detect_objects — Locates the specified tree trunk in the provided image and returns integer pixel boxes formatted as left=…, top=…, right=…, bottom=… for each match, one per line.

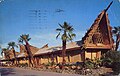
left=62, top=40, right=66, bottom=68
left=25, top=41, right=36, bottom=67
left=12, top=48, right=18, bottom=66
left=51, top=54, right=54, bottom=63
left=24, top=44, right=33, bottom=67
left=115, top=34, right=120, bottom=51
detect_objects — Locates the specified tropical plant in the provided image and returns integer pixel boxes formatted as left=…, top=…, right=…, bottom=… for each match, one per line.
left=84, top=58, right=94, bottom=69
left=18, top=34, right=34, bottom=67
left=56, top=22, right=76, bottom=67
left=103, top=51, right=120, bottom=62
left=101, top=51, right=120, bottom=68
left=93, top=58, right=102, bottom=68
left=1, top=48, right=10, bottom=59
left=8, top=41, right=18, bottom=65
left=111, top=62, right=120, bottom=75
left=112, top=26, right=120, bottom=51
left=101, top=51, right=120, bottom=75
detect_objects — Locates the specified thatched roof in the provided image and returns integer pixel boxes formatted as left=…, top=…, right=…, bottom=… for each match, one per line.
left=2, top=49, right=20, bottom=60
left=29, top=45, right=40, bottom=54
left=17, top=44, right=48, bottom=58
left=34, top=46, right=61, bottom=56
left=19, top=44, right=40, bottom=55
left=66, top=41, right=82, bottom=49
left=19, top=44, right=26, bottom=53
left=34, top=41, right=82, bottom=56
left=17, top=53, right=26, bottom=58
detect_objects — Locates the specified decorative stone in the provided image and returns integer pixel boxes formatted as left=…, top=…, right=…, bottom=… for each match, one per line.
left=71, top=65, right=76, bottom=69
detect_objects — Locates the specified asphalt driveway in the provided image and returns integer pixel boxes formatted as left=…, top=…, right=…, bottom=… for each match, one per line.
left=0, top=67, right=81, bottom=76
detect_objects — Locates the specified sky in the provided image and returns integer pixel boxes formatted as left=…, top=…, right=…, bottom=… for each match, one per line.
left=0, top=0, right=120, bottom=53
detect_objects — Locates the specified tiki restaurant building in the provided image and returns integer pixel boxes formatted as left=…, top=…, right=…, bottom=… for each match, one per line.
left=1, top=4, right=114, bottom=66
left=17, top=6, right=114, bottom=65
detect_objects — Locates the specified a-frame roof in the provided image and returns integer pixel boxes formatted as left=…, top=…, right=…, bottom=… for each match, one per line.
left=18, top=44, right=48, bottom=58
left=82, top=2, right=114, bottom=49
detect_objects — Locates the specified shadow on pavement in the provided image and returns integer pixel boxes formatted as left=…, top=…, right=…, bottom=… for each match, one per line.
left=0, top=67, right=15, bottom=76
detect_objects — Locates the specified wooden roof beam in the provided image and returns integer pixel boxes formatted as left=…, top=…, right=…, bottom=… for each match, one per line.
left=105, top=1, right=113, bottom=12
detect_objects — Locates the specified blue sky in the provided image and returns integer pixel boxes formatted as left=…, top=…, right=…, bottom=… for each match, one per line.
left=0, top=0, right=120, bottom=52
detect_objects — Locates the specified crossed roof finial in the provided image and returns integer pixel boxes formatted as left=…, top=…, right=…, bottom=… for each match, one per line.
left=105, top=1, right=113, bottom=12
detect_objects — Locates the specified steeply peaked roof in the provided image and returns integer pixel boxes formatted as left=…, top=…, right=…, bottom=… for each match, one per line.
left=18, top=44, right=48, bottom=58
left=7, top=49, right=20, bottom=59
left=82, top=2, right=114, bottom=49
left=19, top=44, right=39, bottom=55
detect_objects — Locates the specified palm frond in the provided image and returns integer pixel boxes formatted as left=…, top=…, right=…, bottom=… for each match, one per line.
left=26, top=34, right=29, bottom=39
left=112, top=30, right=117, bottom=34
left=63, top=22, right=69, bottom=29
left=71, top=33, right=76, bottom=38
left=27, top=38, right=31, bottom=41
left=18, top=38, right=23, bottom=43
left=19, top=34, right=31, bottom=42
left=68, top=33, right=76, bottom=42
left=1, top=48, right=8, bottom=56
left=58, top=23, right=63, bottom=28
left=8, top=41, right=18, bottom=49
left=56, top=22, right=75, bottom=42
left=67, top=26, right=73, bottom=31
left=113, top=26, right=120, bottom=35
left=1, top=51, right=3, bottom=56
left=61, top=33, right=68, bottom=41
left=114, top=27, right=118, bottom=31
left=68, top=33, right=72, bottom=39
left=56, top=32, right=60, bottom=39
left=15, top=45, right=18, bottom=48
left=56, top=28, right=62, bottom=31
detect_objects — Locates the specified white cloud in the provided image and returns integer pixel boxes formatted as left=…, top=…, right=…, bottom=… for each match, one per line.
left=1, top=43, right=8, bottom=48
left=29, top=31, right=85, bottom=48
left=0, top=0, right=4, bottom=3
left=29, top=32, right=61, bottom=47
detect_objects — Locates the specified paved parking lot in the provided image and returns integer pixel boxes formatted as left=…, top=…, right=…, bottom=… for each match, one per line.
left=0, top=67, right=81, bottom=76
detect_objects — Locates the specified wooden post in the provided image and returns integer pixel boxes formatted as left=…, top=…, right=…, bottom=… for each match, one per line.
left=68, top=55, right=70, bottom=62
left=56, top=56, right=58, bottom=63
left=91, top=52, right=92, bottom=60
left=39, top=57, right=41, bottom=65
left=96, top=51, right=98, bottom=59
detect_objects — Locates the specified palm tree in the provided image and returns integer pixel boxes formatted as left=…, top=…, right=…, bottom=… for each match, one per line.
left=1, top=48, right=10, bottom=60
left=18, top=34, right=34, bottom=67
left=56, top=22, right=76, bottom=66
left=8, top=42, right=18, bottom=65
left=112, top=26, right=120, bottom=51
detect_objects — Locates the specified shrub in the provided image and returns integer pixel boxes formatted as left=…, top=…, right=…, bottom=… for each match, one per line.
left=93, top=58, right=102, bottom=68
left=18, top=63, right=28, bottom=67
left=101, top=51, right=120, bottom=75
left=84, top=58, right=94, bottom=69
left=105, top=51, right=120, bottom=62
left=75, top=62, right=84, bottom=66
left=101, top=51, right=120, bottom=67
left=111, top=62, right=120, bottom=75
left=45, top=62, right=56, bottom=66
left=101, top=57, right=113, bottom=67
